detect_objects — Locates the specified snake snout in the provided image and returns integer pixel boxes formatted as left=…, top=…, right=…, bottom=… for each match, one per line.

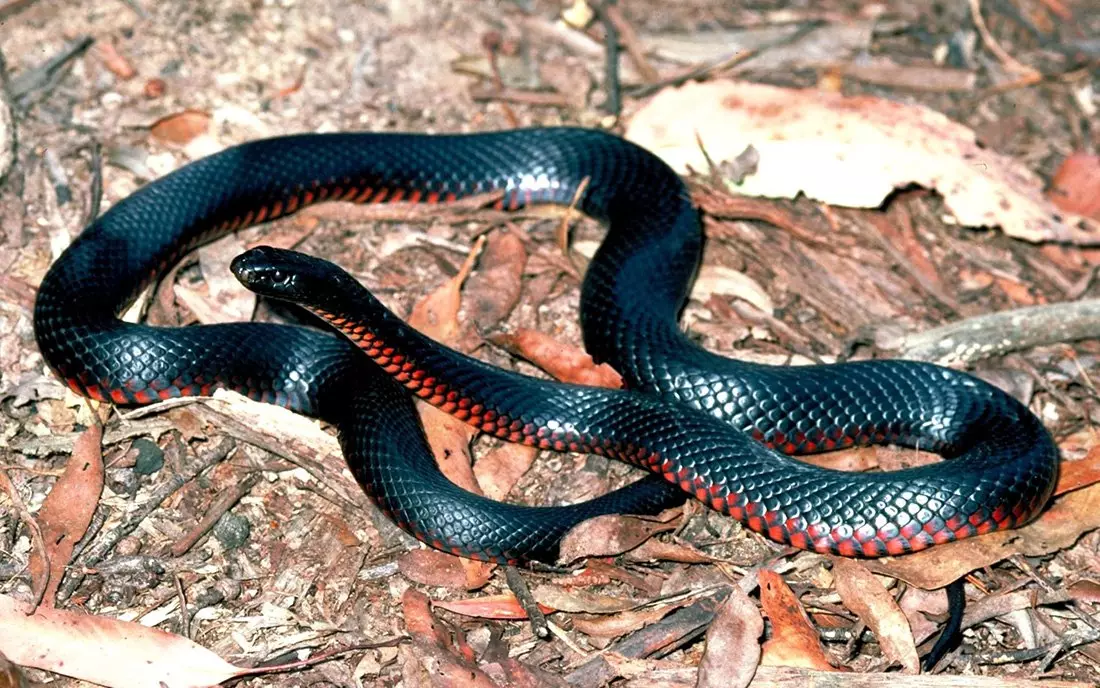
left=232, top=246, right=362, bottom=312
left=231, top=246, right=313, bottom=300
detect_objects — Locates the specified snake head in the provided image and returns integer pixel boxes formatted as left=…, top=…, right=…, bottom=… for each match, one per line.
left=232, top=246, right=364, bottom=313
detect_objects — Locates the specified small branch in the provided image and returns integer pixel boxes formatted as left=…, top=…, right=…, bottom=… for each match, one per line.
left=968, top=0, right=1041, bottom=79
left=601, top=4, right=658, bottom=83
left=969, top=627, right=1100, bottom=666
left=589, top=1, right=622, bottom=117
left=504, top=566, right=549, bottom=639
left=9, top=35, right=94, bottom=108
left=469, top=86, right=575, bottom=109
left=170, top=472, right=259, bottom=556
left=884, top=299, right=1100, bottom=365
left=627, top=21, right=824, bottom=99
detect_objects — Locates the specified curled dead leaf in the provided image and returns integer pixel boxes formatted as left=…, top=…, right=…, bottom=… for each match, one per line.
left=530, top=584, right=639, bottom=614
left=558, top=512, right=679, bottom=563
left=832, top=559, right=919, bottom=673
left=571, top=606, right=674, bottom=639
left=758, top=570, right=838, bottom=672
left=690, top=264, right=774, bottom=314
left=489, top=329, right=623, bottom=388
left=623, top=536, right=714, bottom=564
left=697, top=585, right=764, bottom=688
left=462, top=230, right=527, bottom=330
left=149, top=109, right=211, bottom=147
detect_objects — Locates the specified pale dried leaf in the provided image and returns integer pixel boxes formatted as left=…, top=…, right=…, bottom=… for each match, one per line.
left=833, top=559, right=919, bottom=673
left=697, top=586, right=764, bottom=688
left=558, top=513, right=678, bottom=563
left=626, top=80, right=1099, bottom=244
left=530, top=584, right=639, bottom=614
left=0, top=595, right=241, bottom=688
left=690, top=264, right=774, bottom=314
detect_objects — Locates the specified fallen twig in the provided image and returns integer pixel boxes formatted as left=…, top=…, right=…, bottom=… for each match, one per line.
left=170, top=472, right=260, bottom=556
left=503, top=567, right=550, bottom=641
left=9, top=35, right=94, bottom=108
left=883, top=299, right=1100, bottom=365
left=590, top=1, right=622, bottom=117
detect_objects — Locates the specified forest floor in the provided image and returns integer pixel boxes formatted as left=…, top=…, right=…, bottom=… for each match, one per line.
left=1, top=0, right=1100, bottom=686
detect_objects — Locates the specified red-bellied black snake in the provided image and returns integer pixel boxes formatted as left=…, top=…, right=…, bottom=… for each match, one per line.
left=34, top=128, right=1058, bottom=568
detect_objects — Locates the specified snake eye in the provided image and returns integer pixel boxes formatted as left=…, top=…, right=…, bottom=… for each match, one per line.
left=272, top=269, right=285, bottom=283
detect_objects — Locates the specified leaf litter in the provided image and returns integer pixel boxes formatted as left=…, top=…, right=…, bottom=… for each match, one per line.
left=2, top=1, right=1100, bottom=686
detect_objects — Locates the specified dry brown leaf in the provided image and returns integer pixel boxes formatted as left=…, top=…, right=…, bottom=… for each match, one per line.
left=1068, top=579, right=1100, bottom=605
left=1055, top=444, right=1100, bottom=497
left=832, top=559, right=919, bottom=673
left=402, top=588, right=451, bottom=647
left=433, top=593, right=553, bottom=620
left=530, top=584, right=639, bottom=614
left=1049, top=152, right=1100, bottom=220
left=558, top=512, right=679, bottom=563
left=626, top=79, right=1099, bottom=244
left=690, top=264, right=774, bottom=314
left=571, top=606, right=673, bottom=639
left=623, top=536, right=714, bottom=564
left=697, top=585, right=764, bottom=688
left=397, top=549, right=493, bottom=591
left=0, top=594, right=242, bottom=688
left=472, top=443, right=537, bottom=501
left=489, top=329, right=623, bottom=389
left=28, top=425, right=104, bottom=607
left=149, top=109, right=212, bottom=146
left=897, top=586, right=948, bottom=646
left=402, top=589, right=497, bottom=688
left=462, top=230, right=527, bottom=330
left=758, top=570, right=838, bottom=671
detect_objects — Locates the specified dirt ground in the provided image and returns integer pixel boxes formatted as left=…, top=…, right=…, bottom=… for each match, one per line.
left=2, top=0, right=1100, bottom=686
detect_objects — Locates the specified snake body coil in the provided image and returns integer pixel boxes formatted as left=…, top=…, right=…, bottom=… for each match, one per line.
left=34, top=128, right=1058, bottom=563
